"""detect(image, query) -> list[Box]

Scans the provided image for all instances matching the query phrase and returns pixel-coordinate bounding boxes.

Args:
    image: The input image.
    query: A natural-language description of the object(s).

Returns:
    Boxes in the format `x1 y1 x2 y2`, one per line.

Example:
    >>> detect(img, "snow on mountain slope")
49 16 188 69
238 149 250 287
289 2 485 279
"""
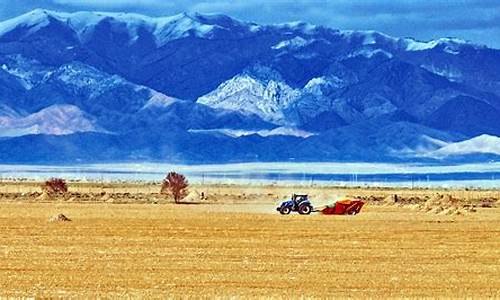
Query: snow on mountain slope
142 91 180 109
23 61 179 115
420 64 463 82
404 37 473 52
303 75 345 95
0 9 499 163
0 55 50 90
197 66 301 125
0 104 100 137
152 13 223 45
272 36 315 50
200 56 473 129
1 9 497 100
0 9 54 38
1 9 486 53
0 9 255 46
429 134 500 157
54 62 112 88
0 57 274 135
340 30 398 48
197 64 354 127
189 126 315 138
68 11 223 45
346 48 393 59
260 127 315 138
395 135 450 157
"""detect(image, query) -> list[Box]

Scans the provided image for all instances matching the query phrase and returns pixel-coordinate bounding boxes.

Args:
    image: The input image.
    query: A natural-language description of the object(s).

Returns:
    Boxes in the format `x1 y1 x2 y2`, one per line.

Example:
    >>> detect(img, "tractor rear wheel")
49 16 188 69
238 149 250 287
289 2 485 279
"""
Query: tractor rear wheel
279 206 291 215
298 204 312 215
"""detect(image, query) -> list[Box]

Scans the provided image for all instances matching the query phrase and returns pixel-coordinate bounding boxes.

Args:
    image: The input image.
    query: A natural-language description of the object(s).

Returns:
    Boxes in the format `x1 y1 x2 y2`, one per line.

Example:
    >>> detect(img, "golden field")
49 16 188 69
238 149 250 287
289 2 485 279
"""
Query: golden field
0 181 499 298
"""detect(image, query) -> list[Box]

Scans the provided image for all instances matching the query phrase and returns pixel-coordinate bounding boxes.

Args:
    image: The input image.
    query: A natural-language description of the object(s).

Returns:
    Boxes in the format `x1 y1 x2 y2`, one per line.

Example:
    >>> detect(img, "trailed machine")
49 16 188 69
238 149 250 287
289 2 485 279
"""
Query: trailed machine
277 194 365 215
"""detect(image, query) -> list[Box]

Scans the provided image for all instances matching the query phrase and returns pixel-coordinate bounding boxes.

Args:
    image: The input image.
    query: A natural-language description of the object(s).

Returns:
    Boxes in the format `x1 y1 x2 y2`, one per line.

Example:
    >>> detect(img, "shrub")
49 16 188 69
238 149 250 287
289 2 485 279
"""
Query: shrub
42 178 68 195
161 172 188 203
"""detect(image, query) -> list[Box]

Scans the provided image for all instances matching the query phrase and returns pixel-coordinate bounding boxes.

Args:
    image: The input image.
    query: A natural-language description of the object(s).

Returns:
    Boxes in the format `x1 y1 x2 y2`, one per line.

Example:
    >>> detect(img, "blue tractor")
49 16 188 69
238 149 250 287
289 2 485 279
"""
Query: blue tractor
276 194 313 215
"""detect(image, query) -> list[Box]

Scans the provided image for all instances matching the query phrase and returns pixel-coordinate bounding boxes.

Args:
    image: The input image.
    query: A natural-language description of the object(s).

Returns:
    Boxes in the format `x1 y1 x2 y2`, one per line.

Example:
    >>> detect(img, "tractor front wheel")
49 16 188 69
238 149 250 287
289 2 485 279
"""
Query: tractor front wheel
279 206 292 215
298 204 312 215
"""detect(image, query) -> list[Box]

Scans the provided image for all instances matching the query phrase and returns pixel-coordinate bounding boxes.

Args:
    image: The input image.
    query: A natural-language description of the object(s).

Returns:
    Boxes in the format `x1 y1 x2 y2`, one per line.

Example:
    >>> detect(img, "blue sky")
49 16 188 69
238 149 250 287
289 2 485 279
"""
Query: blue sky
1 0 499 48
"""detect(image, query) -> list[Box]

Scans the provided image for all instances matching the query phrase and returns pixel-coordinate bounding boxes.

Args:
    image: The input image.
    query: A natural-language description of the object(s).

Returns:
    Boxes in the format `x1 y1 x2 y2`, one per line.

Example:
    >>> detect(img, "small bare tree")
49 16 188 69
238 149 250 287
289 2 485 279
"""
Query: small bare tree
42 178 68 195
161 172 188 203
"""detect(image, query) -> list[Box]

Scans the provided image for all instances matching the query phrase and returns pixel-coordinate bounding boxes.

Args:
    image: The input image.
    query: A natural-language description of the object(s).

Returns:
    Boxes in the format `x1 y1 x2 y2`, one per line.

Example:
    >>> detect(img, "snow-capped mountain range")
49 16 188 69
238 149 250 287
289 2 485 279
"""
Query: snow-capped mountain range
0 9 499 163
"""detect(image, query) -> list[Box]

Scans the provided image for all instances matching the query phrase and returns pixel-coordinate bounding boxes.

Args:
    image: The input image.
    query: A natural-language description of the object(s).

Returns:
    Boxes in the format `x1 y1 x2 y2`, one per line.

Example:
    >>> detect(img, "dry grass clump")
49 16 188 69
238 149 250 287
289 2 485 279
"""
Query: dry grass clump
49 213 71 222
182 191 204 203
380 193 482 215
36 192 51 201
415 194 475 215
382 194 426 206
478 198 497 208
101 193 112 202
382 194 397 205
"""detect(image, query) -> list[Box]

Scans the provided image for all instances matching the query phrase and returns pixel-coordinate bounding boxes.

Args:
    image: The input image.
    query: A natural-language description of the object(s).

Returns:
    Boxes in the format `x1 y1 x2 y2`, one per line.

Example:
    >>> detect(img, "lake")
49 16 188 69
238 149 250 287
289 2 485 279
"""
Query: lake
0 162 499 188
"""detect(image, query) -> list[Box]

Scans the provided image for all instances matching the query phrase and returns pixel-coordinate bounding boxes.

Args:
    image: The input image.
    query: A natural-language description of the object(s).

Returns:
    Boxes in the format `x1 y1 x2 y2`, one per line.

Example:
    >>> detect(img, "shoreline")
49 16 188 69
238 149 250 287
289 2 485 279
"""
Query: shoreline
0 161 499 189
1 179 499 190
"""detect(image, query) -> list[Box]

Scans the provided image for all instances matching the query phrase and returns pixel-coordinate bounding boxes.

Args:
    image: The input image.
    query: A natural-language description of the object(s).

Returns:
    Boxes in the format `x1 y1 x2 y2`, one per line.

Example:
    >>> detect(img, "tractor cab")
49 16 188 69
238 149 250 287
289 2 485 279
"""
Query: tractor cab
291 194 308 205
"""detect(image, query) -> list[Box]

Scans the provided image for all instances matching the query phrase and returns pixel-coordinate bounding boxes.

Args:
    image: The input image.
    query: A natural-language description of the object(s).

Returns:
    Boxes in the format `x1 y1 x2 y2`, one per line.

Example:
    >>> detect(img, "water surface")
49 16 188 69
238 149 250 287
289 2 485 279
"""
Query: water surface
0 162 498 188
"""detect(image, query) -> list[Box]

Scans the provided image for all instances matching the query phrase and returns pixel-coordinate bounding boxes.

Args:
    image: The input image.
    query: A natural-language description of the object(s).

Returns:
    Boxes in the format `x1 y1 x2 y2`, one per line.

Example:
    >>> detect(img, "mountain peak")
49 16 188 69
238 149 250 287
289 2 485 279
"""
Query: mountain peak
1 9 490 51
0 9 259 46
0 9 55 37
403 37 483 52
430 134 500 158
0 9 499 163
11 9 249 29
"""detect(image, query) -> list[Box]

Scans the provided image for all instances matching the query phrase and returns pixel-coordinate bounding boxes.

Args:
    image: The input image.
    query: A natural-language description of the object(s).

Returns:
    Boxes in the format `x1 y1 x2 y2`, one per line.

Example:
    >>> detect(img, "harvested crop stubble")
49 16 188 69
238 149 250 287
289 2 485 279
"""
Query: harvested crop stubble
0 203 498 298
0 188 499 298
